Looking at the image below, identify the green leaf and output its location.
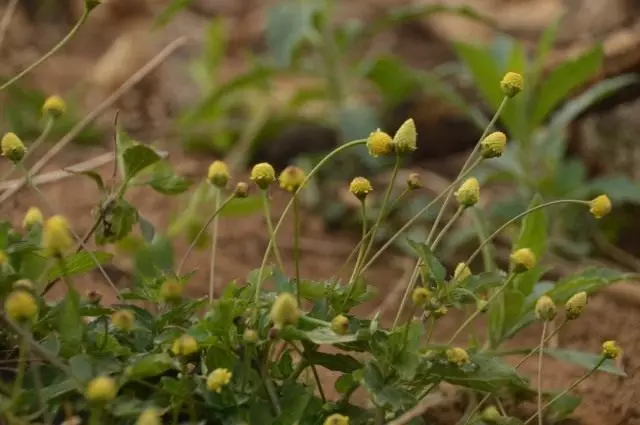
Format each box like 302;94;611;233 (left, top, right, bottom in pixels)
219;197;262;218
273;384;313;425
59;289;83;356
407;239;446;283
514;194;547;258
139;216;155;243
361;361;385;392
363;55;419;105
122;144;161;183
287;327;358;345
266;0;318;67
307;352;362;373
95;199;139;244
69;354;93;383
125;353;176;379
548;268;626;304
65;170;106;195
544;349;626;377
46;251;113;281
337;103;380;142
148;165;191;195
576;176;640;204
205;346;238;372
545;392;581;422
530;14;564;90
40;379;79;402
154;0;192;28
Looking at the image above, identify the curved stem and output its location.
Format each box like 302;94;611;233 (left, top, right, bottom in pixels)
208;187;222;303
260;189;284;272
431;206;465;252
293;196;302;304
9;332;29;411
537;322;548;425
0;118;54;183
343;200;367;311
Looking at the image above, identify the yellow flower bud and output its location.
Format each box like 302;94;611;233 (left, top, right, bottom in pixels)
589;195;612;219
1;132;26;163
535;295;556;321
23;207;44;230
446;347;470;366
13;279;33;291
455;177;480;207
565;291;587;320
454;262;471;282
411;287;431;307
0;251;7;265
4;290;38;322
207;160;230;188
433;305;448;319
206;368;232;393
323;414;349;425
601;340;621;359
479;131;507;159
86;290;103;304
393;118;417;154
366;129;393;157
500;72;524;98
349;177;373;201
243;329;258;344
111;310;135;331
159;280;183;303
269;292;300;329
85;376;118;403
481;405;502;423
331;314;350;335
510;248;536;273
42;215;73;256
250;162;276;189
136;409;160;425
278;166;306;193
234;181;249;198
477;298;489;313
407;172;423;190
42;95;66;118
171;335;199;357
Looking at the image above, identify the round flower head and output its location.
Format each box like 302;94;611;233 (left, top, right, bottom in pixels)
535;295;556;321
366;129;393;157
500;72;524;98
234;181;249;198
510;248;536;273
589;195;611;219
270;292;300;329
207;160;230;188
111;310;135;331
42;215;73;256
206;368;232;393
349;177;373;201
324;414;349;425
23;206;44;229
159;280;183;303
1;132;26;163
5;290;38;322
13;279;34;291
446;347;470;366
85;376;117;403
42;95;66;118
331;314;349;335
481;406;502;423
136;409;160;425
602;340;621;359
565;291;587;320
279;165;306;193
243;329;258;344
411;287;431;307
407;172;424;190
171;335;198;357
453;262;471;282
250;162;276;189
393;118;417;154
455;177;480;207
480;131;507;159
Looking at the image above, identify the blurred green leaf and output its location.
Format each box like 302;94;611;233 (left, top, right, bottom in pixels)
219;197;262;218
274;384;313;425
407;239;446;283
364;56;419;105
122;145;161;183
337;103;379;142
46;251;113;281
545;392;581;422
59;289;82;356
126;353;176;379
65;170;106;196
266;0;318;67
154;0;192;28
545;349;626;377
96;199;139;245
69;354;93;383
307;352;362;373
575;176;640;204
138;216;155;243
548;268;626;304
148;165;191;195
514;194;547;259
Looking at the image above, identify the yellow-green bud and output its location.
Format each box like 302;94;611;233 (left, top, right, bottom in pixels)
510;248;536;273
535;295;556;321
5;290;38;322
407;172;423;190
565;291;587;320
243;329;258;344
269;292;300;329
85;376;117;403
171;335;198;357
111;310;135;331
500;72;524;98
349;177;373;201
278;165;306;193
1;132;26;163
23;207;44;229
366;129;393;157
234;181;249;198
42;95;66;118
601;340;621;359
42;215;73;256
479;131;507;158
455;177;480;207
86;290;103;304
446;347;470;366
411;287;431;307
433;305;448;319
207;160;230;188
323;414;350;425
159;280;183;303
453;262;471;282
206;368;232;393
13;279;33;291
136;409;160;425
0;251;7;265
481;405;502;423
477;298;489;313
331;314;349;335
250;162;276;189
393;118;417;154
589;195;612;219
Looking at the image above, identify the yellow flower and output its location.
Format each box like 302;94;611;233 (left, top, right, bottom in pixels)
234;181;249;198
1;132;26;163
481;406;502;423
411;287;431;307
250;162;276;189
565;291;587;320
407;172;423;190
455;177;480;207
85;376;118;403
601;340;621;359
500;72;524;98
480;131;507;159
589;195;612;219
453;262;471;282
42;95;66;118
206;368;232;393
207;160;230;188
278;166;306;193
5;290;38;322
23;207;44;229
111;310;135;331
510;248;536;273
269;292;300;329
393;118;417;153
42;215;73;256
331;315;349;335
323;414;349;425
243;329;258;344
159;280;183;303
171;335;199;357
136;409;160;425
446;347;470;366
349;177;373;201
535;295;556;321
366;129;393;157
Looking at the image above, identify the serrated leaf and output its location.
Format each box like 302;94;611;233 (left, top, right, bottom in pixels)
266;0;318;67
545;349;626;377
126;353;176;379
122;144;161;182
46;251;113;281
407;239;446;283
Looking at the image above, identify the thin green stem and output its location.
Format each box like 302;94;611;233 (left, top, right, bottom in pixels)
343;200;367;311
293;196;302;304
209;187;222;303
402;307;416;346
392;265;420;328
260;190;285;272
9;332;29;411
470;210;495;272
0;119;54;183
89;407;102;425
537;322;548;425
183;364;197;423
431;206;465;252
